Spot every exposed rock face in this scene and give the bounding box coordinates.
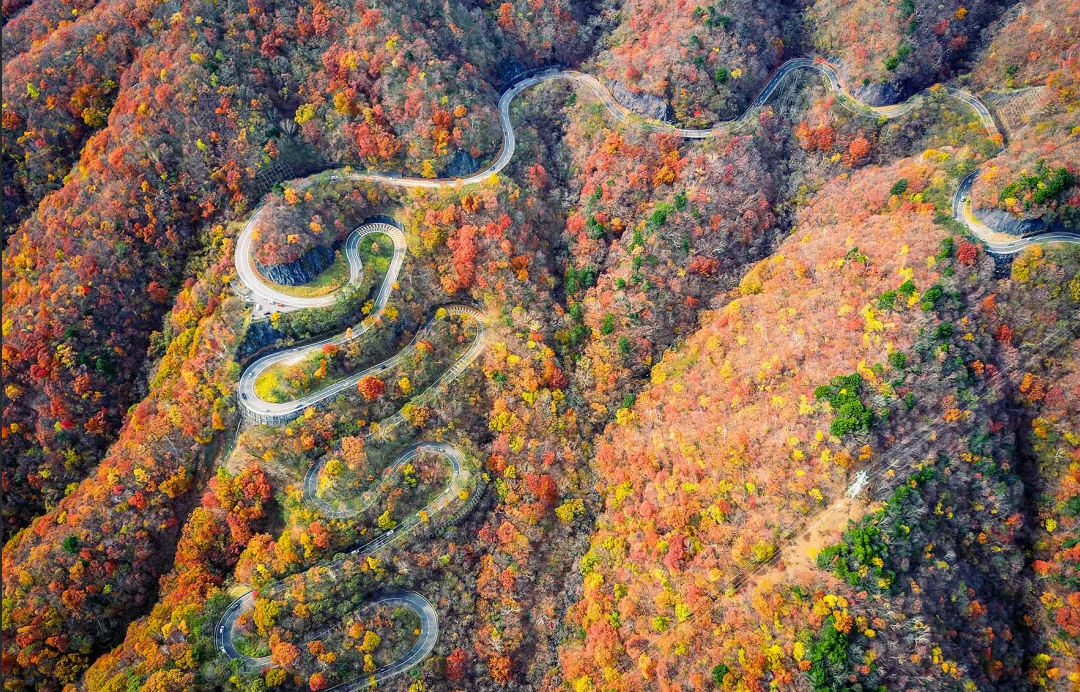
[256,244,335,285]
[444,149,480,178]
[973,205,1069,237]
[851,79,905,107]
[611,80,669,121]
[237,319,283,362]
[498,56,527,88]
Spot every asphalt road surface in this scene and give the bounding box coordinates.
[218,54,1077,688]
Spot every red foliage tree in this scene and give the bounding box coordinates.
[446,648,468,681]
[357,375,386,401]
[847,133,871,165]
[957,241,979,266]
[447,224,479,290]
[524,473,558,509]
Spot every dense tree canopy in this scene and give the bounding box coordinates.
[2,0,1078,691]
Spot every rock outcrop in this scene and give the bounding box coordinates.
[973,205,1071,237]
[444,149,480,178]
[498,56,527,88]
[256,244,335,285]
[237,319,284,363]
[851,79,905,107]
[610,80,669,121]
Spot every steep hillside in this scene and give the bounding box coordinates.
[967,1,1080,232]
[0,0,585,530]
[558,101,780,410]
[968,0,1080,90]
[2,8,278,528]
[809,0,1014,104]
[2,0,1078,691]
[16,93,571,689]
[590,0,799,126]
[558,153,1080,690]
[1,0,139,238]
[2,230,246,692]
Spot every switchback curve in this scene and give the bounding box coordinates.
[237,223,487,424]
[217,444,465,689]
[222,216,486,687]
[219,54,1078,689]
[234,58,1076,272]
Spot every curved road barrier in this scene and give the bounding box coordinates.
[222,215,486,686]
[953,170,1080,254]
[217,587,439,690]
[217,444,463,690]
[238,222,407,424]
[219,55,1079,688]
[233,58,1076,268]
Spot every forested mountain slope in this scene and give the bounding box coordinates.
[558,153,1080,690]
[809,0,1014,104]
[1,0,586,530]
[967,0,1080,232]
[589,0,799,126]
[1,0,1077,690]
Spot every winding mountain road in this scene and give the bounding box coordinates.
[238,222,407,423]
[953,170,1080,254]
[234,58,1075,286]
[217,587,439,691]
[237,222,487,425]
[223,211,487,687]
[217,444,464,689]
[219,54,1078,690]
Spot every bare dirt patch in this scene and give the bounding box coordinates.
[751,496,873,593]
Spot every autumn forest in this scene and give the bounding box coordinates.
[2,0,1079,691]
